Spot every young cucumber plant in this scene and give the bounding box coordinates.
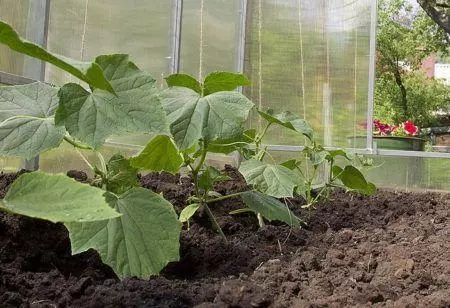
[0,21,181,279]
[130,72,303,238]
[200,107,376,227]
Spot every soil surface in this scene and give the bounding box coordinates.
[0,167,449,308]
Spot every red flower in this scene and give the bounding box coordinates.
[373,120,393,135]
[403,121,418,135]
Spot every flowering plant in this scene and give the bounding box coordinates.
[373,120,419,136]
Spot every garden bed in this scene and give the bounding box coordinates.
[0,168,449,308]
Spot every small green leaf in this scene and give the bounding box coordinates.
[179,203,201,223]
[334,165,375,195]
[240,191,300,227]
[326,149,351,161]
[280,159,299,170]
[106,154,139,195]
[239,160,299,198]
[199,166,230,191]
[65,187,180,278]
[0,82,65,158]
[310,150,328,166]
[160,87,253,150]
[0,172,120,223]
[0,20,114,94]
[203,72,250,96]
[258,109,313,139]
[55,55,169,148]
[332,166,344,178]
[207,130,254,154]
[130,135,183,174]
[165,74,202,95]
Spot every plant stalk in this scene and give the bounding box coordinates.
[203,204,227,242]
[63,136,92,150]
[205,191,248,204]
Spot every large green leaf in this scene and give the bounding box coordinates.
[0,20,114,94]
[240,191,300,227]
[130,135,183,174]
[0,82,65,158]
[65,188,180,278]
[160,87,253,150]
[55,54,169,148]
[106,154,139,195]
[258,109,312,139]
[239,160,299,198]
[203,72,250,96]
[0,172,120,223]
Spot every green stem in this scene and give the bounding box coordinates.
[255,123,272,156]
[75,148,95,172]
[63,136,92,150]
[97,152,107,175]
[257,213,265,228]
[203,204,227,241]
[205,191,249,204]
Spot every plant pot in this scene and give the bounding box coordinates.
[348,135,426,151]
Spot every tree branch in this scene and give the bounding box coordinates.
[416,0,450,34]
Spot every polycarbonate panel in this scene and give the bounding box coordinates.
[0,0,30,76]
[244,0,372,147]
[39,143,139,175]
[45,0,173,86]
[363,155,450,191]
[180,0,240,78]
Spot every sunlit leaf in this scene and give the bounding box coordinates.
[0,172,120,223]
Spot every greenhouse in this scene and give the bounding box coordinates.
[0,0,449,307]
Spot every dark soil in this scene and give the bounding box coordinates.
[0,168,449,308]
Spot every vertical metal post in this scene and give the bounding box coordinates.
[170,0,183,74]
[21,0,51,170]
[366,0,378,152]
[232,0,249,168]
[236,0,248,76]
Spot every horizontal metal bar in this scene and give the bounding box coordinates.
[0,71,36,85]
[266,144,450,158]
[102,140,450,159]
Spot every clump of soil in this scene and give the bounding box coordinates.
[0,169,449,307]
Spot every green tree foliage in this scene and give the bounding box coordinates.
[376,0,450,127]
[416,0,450,34]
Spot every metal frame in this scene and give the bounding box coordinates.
[0,72,36,85]
[0,0,51,170]
[170,0,183,74]
[1,0,449,172]
[22,0,51,170]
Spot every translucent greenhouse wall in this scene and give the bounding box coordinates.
[244,0,371,148]
[0,0,449,191]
